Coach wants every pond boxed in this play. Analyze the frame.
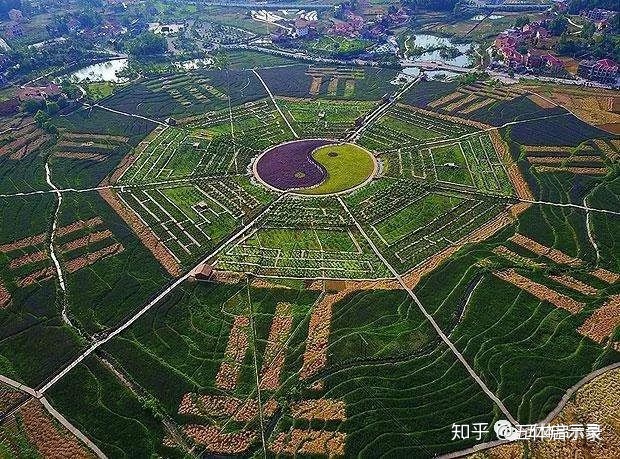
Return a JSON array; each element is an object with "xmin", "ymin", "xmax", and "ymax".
[
  {"xmin": 69, "ymin": 58, "xmax": 129, "ymax": 83},
  {"xmin": 404, "ymin": 34, "xmax": 473, "ymax": 68}
]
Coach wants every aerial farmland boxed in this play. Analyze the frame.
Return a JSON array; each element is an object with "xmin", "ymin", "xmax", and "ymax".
[{"xmin": 0, "ymin": 0, "xmax": 619, "ymax": 457}]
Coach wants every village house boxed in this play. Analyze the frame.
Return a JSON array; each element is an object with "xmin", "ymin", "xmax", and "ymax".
[
  {"xmin": 7, "ymin": 9, "xmax": 23, "ymax": 22},
  {"xmin": 4, "ymin": 21, "xmax": 23, "ymax": 39},
  {"xmin": 582, "ymin": 8, "xmax": 617, "ymax": 30},
  {"xmin": 194, "ymin": 264, "xmax": 214, "ymax": 281},
  {"xmin": 578, "ymin": 59, "xmax": 619, "ymax": 85},
  {"xmin": 16, "ymin": 83, "xmax": 62, "ymax": 102}
]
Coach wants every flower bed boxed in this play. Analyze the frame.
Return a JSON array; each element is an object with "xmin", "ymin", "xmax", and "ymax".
[{"xmin": 255, "ymin": 139, "xmax": 333, "ymax": 191}]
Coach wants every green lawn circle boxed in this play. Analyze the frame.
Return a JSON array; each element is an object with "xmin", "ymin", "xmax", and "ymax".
[{"xmin": 298, "ymin": 143, "xmax": 376, "ymax": 195}]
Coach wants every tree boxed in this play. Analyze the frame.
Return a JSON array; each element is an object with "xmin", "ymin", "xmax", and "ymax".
[
  {"xmin": 514, "ymin": 16, "xmax": 530, "ymax": 28},
  {"xmin": 78, "ymin": 10, "xmax": 103, "ymax": 29},
  {"xmin": 45, "ymin": 101, "xmax": 59, "ymax": 115},
  {"xmin": 580, "ymin": 21, "xmax": 595, "ymax": 39},
  {"xmin": 125, "ymin": 32, "xmax": 167, "ymax": 56},
  {"xmin": 549, "ymin": 15, "xmax": 569, "ymax": 36},
  {"xmin": 34, "ymin": 109, "xmax": 49, "ymax": 127},
  {"xmin": 22, "ymin": 99, "xmax": 43, "ymax": 114}
]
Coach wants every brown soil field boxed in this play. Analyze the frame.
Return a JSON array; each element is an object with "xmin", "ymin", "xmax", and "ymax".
[
  {"xmin": 0, "ymin": 386, "xmax": 24, "ymax": 413},
  {"xmin": 8, "ymin": 250, "xmax": 48, "ymax": 269},
  {"xmin": 60, "ymin": 230, "xmax": 113, "ymax": 254},
  {"xmin": 20, "ymin": 401, "xmax": 94, "ymax": 459},
  {"xmin": 179, "ymin": 393, "xmax": 278, "ymax": 422},
  {"xmin": 528, "ymin": 155, "xmax": 603, "ymax": 165},
  {"xmin": 428, "ymin": 91, "xmax": 463, "ymax": 108},
  {"xmin": 509, "ymin": 234, "xmax": 582, "ymax": 267},
  {"xmin": 444, "ymin": 93, "xmax": 478, "ymax": 112},
  {"xmin": 301, "ymin": 290, "xmax": 351, "ymax": 382},
  {"xmin": 535, "ymin": 165, "xmax": 608, "ymax": 175},
  {"xmin": 460, "ymin": 97, "xmax": 495, "ymax": 114},
  {"xmin": 61, "ymin": 132, "xmax": 128, "ymax": 142},
  {"xmin": 65, "ymin": 243, "xmax": 124, "ymax": 273},
  {"xmin": 474, "ymin": 369, "xmax": 620, "ymax": 459},
  {"xmin": 57, "ymin": 217, "xmax": 103, "ymax": 238},
  {"xmin": 492, "ymin": 246, "xmax": 544, "ymax": 269},
  {"xmin": 493, "ymin": 269, "xmax": 584, "ymax": 313},
  {"xmin": 522, "ymin": 145, "xmax": 574, "ymax": 153},
  {"xmin": 9, "ymin": 134, "xmax": 51, "ymax": 160},
  {"xmin": 57, "ymin": 141, "xmax": 115, "ymax": 149},
  {"xmin": 403, "ymin": 204, "xmax": 528, "ymax": 289},
  {"xmin": 210, "ymin": 270, "xmax": 244, "ymax": 284},
  {"xmin": 183, "ymin": 425, "xmax": 256, "ymax": 454},
  {"xmin": 526, "ymin": 93, "xmax": 556, "ymax": 109},
  {"xmin": 520, "ymin": 85, "xmax": 620, "ymax": 126},
  {"xmin": 290, "ymin": 399, "xmax": 346, "ymax": 421},
  {"xmin": 395, "ymin": 104, "xmax": 491, "ymax": 131},
  {"xmin": 17, "ymin": 267, "xmax": 54, "ymax": 287},
  {"xmin": 0, "ymin": 233, "xmax": 46, "ymax": 253},
  {"xmin": 489, "ymin": 130, "xmax": 534, "ymax": 201},
  {"xmin": 54, "ymin": 151, "xmax": 107, "ymax": 162},
  {"xmin": 259, "ymin": 302, "xmax": 293, "ymax": 391},
  {"xmin": 269, "ymin": 429, "xmax": 346, "ymax": 456},
  {"xmin": 590, "ymin": 268, "xmax": 619, "ymax": 284},
  {"xmin": 549, "ymin": 274, "xmax": 597, "ymax": 296},
  {"xmin": 577, "ymin": 294, "xmax": 620, "ymax": 343},
  {"xmin": 593, "ymin": 139, "xmax": 619, "ymax": 161},
  {"xmin": 468, "ymin": 442, "xmax": 524, "ymax": 459},
  {"xmin": 99, "ymin": 189, "xmax": 181, "ymax": 276},
  {"xmin": 0, "ymin": 281, "xmax": 10, "ymax": 308},
  {"xmin": 216, "ymin": 315, "xmax": 250, "ymax": 390},
  {"xmin": 597, "ymin": 123, "xmax": 620, "ymax": 134},
  {"xmin": 309, "ymin": 76, "xmax": 322, "ymax": 95}
]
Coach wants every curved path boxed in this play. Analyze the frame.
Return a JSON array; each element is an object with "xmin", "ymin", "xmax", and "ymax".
[
  {"xmin": 337, "ymin": 196, "xmax": 519, "ymax": 426},
  {"xmin": 439, "ymin": 361, "xmax": 620, "ymax": 458}
]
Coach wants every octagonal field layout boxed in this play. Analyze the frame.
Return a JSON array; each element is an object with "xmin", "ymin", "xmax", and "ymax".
[{"xmin": 253, "ymin": 139, "xmax": 376, "ymax": 195}]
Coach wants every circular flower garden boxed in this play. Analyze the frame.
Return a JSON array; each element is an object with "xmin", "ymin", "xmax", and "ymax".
[{"xmin": 254, "ymin": 139, "xmax": 376, "ymax": 195}]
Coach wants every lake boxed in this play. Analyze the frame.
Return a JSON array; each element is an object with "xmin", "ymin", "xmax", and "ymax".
[
  {"xmin": 404, "ymin": 34, "xmax": 473, "ymax": 68},
  {"xmin": 69, "ymin": 59, "xmax": 129, "ymax": 83}
]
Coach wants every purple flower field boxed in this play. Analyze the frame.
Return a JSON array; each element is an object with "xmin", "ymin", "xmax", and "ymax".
[{"xmin": 256, "ymin": 139, "xmax": 335, "ymax": 190}]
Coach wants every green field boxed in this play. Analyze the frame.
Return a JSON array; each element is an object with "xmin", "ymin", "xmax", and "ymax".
[
  {"xmin": 1, "ymin": 54, "xmax": 619, "ymax": 459},
  {"xmin": 300, "ymin": 143, "xmax": 375, "ymax": 195}
]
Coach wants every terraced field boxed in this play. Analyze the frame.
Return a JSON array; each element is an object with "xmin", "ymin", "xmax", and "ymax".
[{"xmin": 0, "ymin": 61, "xmax": 618, "ymax": 459}]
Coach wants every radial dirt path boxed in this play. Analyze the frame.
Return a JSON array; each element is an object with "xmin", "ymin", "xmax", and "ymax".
[{"xmin": 251, "ymin": 68, "xmax": 298, "ymax": 138}]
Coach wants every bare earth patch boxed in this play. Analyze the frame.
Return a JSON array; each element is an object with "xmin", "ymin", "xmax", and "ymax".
[
  {"xmin": 259, "ymin": 302, "xmax": 293, "ymax": 391},
  {"xmin": 578, "ymin": 295, "xmax": 620, "ymax": 344},
  {"xmin": 99, "ymin": 189, "xmax": 181, "ymax": 276},
  {"xmin": 20, "ymin": 400, "xmax": 94, "ymax": 459},
  {"xmin": 269, "ymin": 429, "xmax": 346, "ymax": 456},
  {"xmin": 216, "ymin": 315, "xmax": 250, "ymax": 390},
  {"xmin": 493, "ymin": 269, "xmax": 584, "ymax": 313},
  {"xmin": 290, "ymin": 399, "xmax": 346, "ymax": 421},
  {"xmin": 183, "ymin": 425, "xmax": 256, "ymax": 454}
]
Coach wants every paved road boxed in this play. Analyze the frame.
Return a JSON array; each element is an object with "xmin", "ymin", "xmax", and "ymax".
[
  {"xmin": 40, "ymin": 397, "xmax": 108, "ymax": 458},
  {"xmin": 0, "ymin": 375, "xmax": 106, "ymax": 458},
  {"xmin": 347, "ymin": 77, "xmax": 419, "ymax": 142},
  {"xmin": 440, "ymin": 361, "xmax": 620, "ymax": 458},
  {"xmin": 337, "ymin": 196, "xmax": 519, "ymax": 426}
]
